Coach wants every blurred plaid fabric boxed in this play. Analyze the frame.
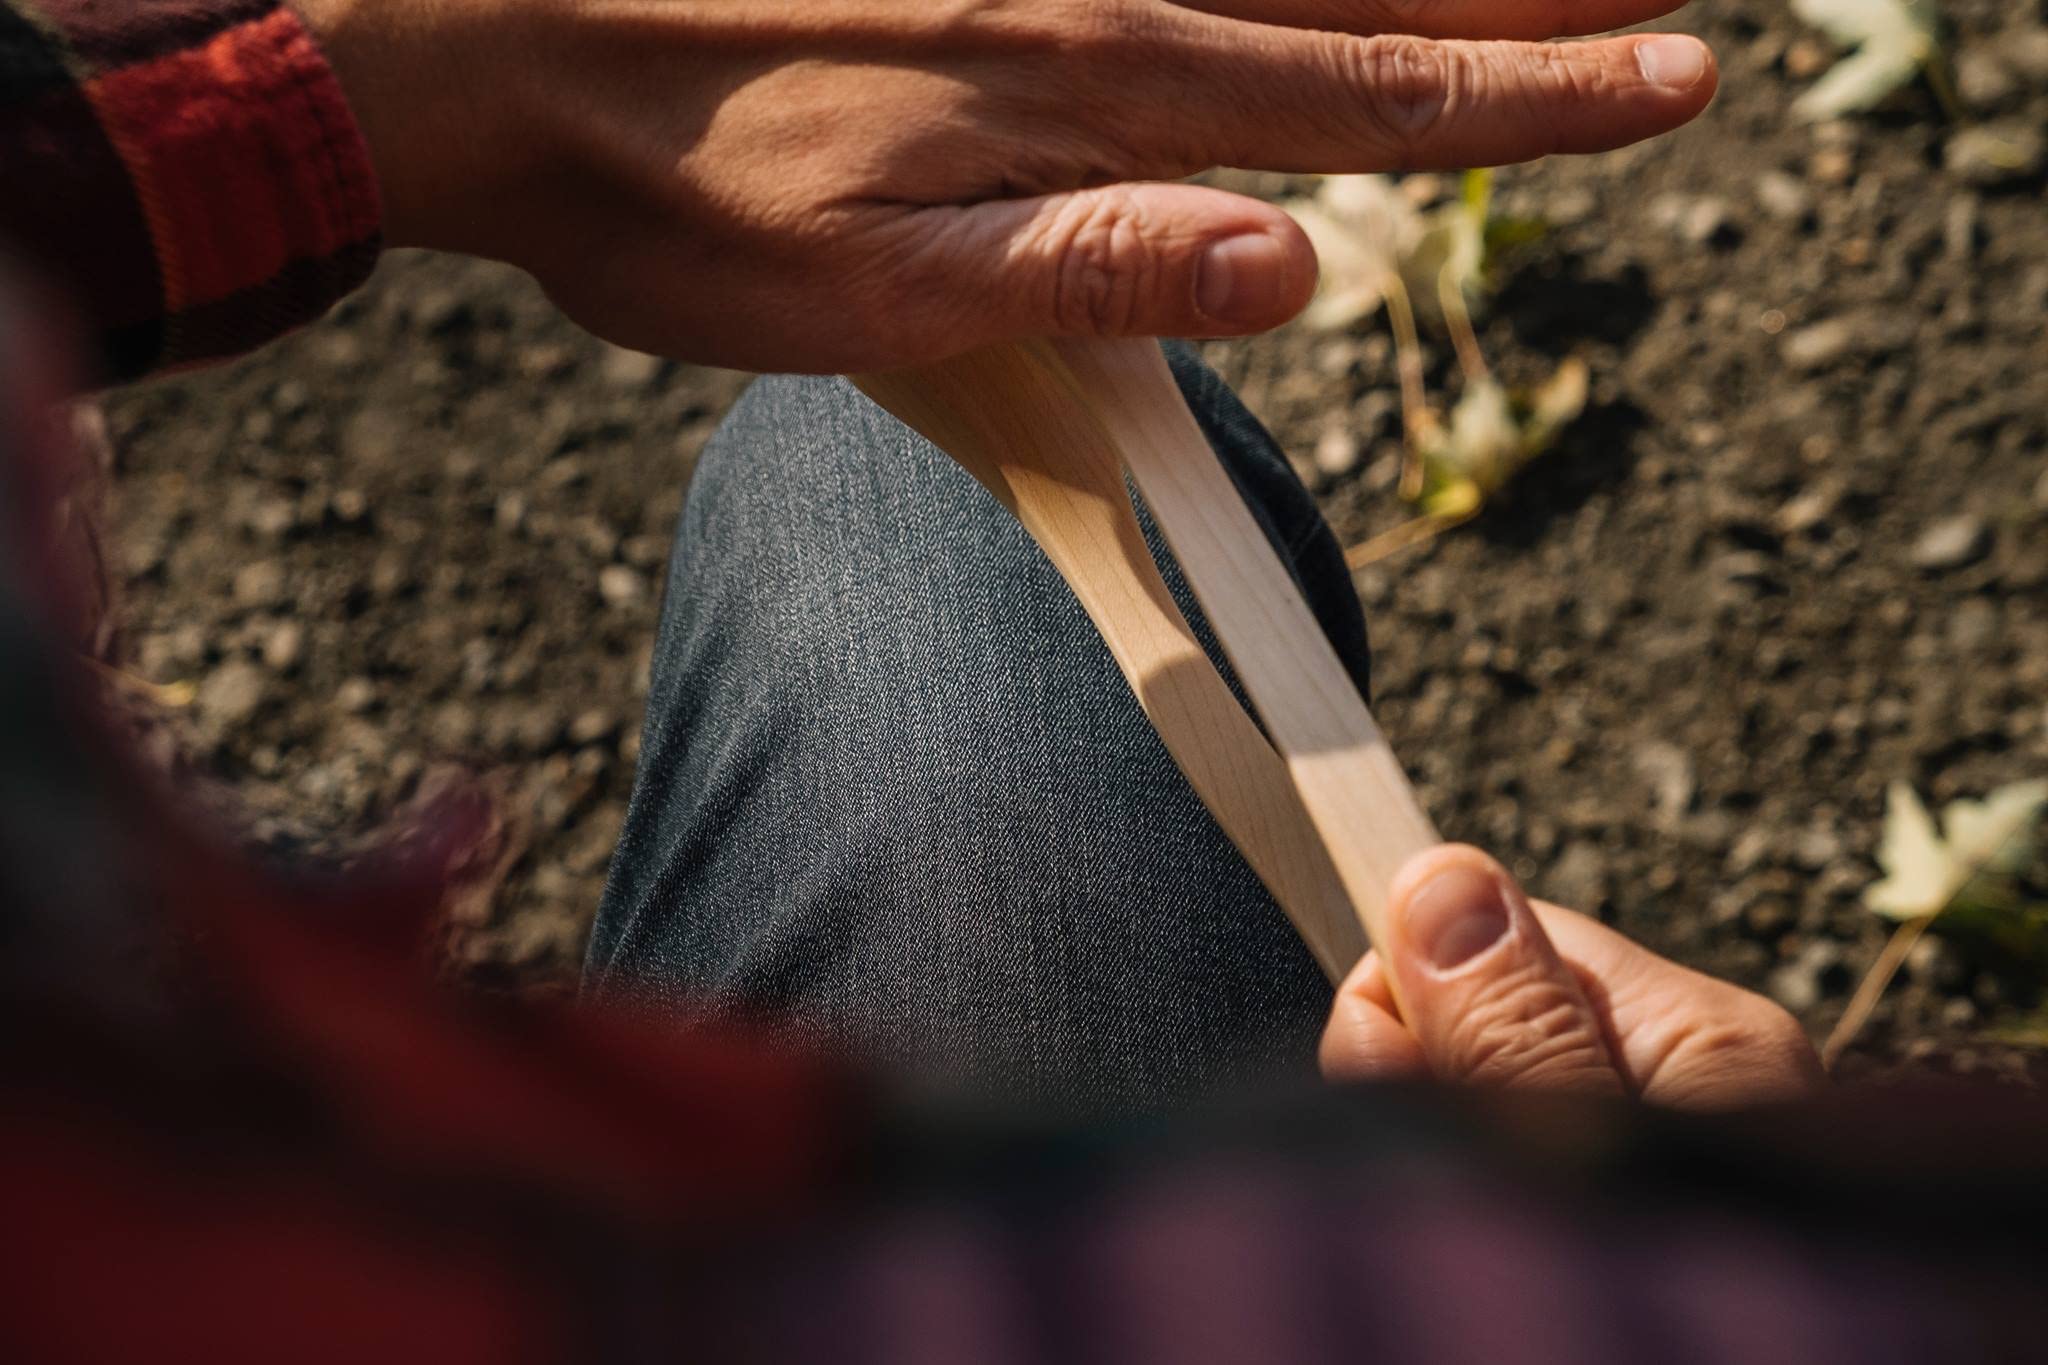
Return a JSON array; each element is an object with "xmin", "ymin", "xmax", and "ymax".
[
  {"xmin": 5, "ymin": 4, "xmax": 2048, "ymax": 1358},
  {"xmin": 0, "ymin": 0, "xmax": 380, "ymax": 381}
]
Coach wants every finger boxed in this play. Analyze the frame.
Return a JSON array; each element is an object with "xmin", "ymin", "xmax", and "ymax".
[
  {"xmin": 898, "ymin": 181, "xmax": 1319, "ymax": 345},
  {"xmin": 1528, "ymin": 902, "xmax": 1825, "ymax": 1107},
  {"xmin": 1320, "ymin": 951, "xmax": 1429, "ymax": 1082},
  {"xmin": 1381, "ymin": 845, "xmax": 1625, "ymax": 1095},
  {"xmin": 1171, "ymin": 0, "xmax": 1690, "ymax": 43},
  {"xmin": 1149, "ymin": 28, "xmax": 1717, "ymax": 174}
]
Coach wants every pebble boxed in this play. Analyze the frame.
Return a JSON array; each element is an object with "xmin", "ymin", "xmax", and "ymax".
[
  {"xmin": 260, "ymin": 620, "xmax": 304, "ymax": 672},
  {"xmin": 1651, "ymin": 193, "xmax": 1738, "ymax": 247},
  {"xmin": 1767, "ymin": 938, "xmax": 1844, "ymax": 1014},
  {"xmin": 232, "ymin": 559, "xmax": 288, "ymax": 609},
  {"xmin": 1909, "ymin": 515, "xmax": 1990, "ymax": 572},
  {"xmin": 1314, "ymin": 426, "xmax": 1361, "ymax": 479},
  {"xmin": 568, "ymin": 708, "xmax": 619, "ymax": 747},
  {"xmin": 1546, "ymin": 842, "xmax": 1609, "ymax": 911},
  {"xmin": 1727, "ymin": 827, "xmax": 1773, "ymax": 876},
  {"xmin": 2008, "ymin": 29, "xmax": 2048, "ymax": 82},
  {"xmin": 1947, "ymin": 597, "xmax": 2000, "ymax": 651},
  {"xmin": 1943, "ymin": 195, "xmax": 1980, "ymax": 263},
  {"xmin": 1955, "ymin": 47, "xmax": 2021, "ymax": 113},
  {"xmin": 335, "ymin": 676, "xmax": 377, "ymax": 714},
  {"xmin": 599, "ymin": 345, "xmax": 665, "ymax": 389},
  {"xmin": 495, "ymin": 493, "xmax": 528, "ymax": 534},
  {"xmin": 1807, "ymin": 147, "xmax": 1854, "ymax": 186},
  {"xmin": 198, "ymin": 660, "xmax": 267, "ymax": 726},
  {"xmin": 247, "ymin": 498, "xmax": 298, "ymax": 540},
  {"xmin": 1944, "ymin": 122, "xmax": 2047, "ymax": 188},
  {"xmin": 598, "ymin": 564, "xmax": 647, "ymax": 609},
  {"xmin": 331, "ymin": 489, "xmax": 370, "ymax": 524},
  {"xmin": 1782, "ymin": 318, "xmax": 1855, "ymax": 371},
  {"xmin": 1632, "ymin": 740, "xmax": 1696, "ymax": 824},
  {"xmin": 1776, "ymin": 482, "xmax": 1840, "ymax": 535},
  {"xmin": 1753, "ymin": 171, "xmax": 1813, "ymax": 223},
  {"xmin": 1790, "ymin": 824, "xmax": 1842, "ymax": 871}
]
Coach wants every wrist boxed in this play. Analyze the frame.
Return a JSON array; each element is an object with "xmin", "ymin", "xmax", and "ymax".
[{"xmin": 287, "ymin": 0, "xmax": 538, "ymax": 254}]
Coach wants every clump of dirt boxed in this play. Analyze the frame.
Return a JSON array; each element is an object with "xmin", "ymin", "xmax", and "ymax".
[{"xmin": 101, "ymin": 0, "xmax": 2048, "ymax": 1072}]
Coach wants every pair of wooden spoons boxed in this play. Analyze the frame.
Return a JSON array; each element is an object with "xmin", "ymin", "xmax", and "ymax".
[{"xmin": 856, "ymin": 339, "xmax": 1438, "ymax": 989}]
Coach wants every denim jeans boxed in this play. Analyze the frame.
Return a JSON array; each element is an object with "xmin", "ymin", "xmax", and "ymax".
[{"xmin": 585, "ymin": 344, "xmax": 1373, "ymax": 1111}]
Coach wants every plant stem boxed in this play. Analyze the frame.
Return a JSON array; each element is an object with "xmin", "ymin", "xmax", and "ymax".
[
  {"xmin": 1822, "ymin": 915, "xmax": 1934, "ymax": 1072},
  {"xmin": 1383, "ymin": 273, "xmax": 1431, "ymax": 503},
  {"xmin": 1345, "ymin": 508, "xmax": 1476, "ymax": 569}
]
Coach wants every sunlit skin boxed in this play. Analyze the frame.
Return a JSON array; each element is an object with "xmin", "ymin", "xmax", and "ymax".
[
  {"xmin": 1323, "ymin": 845, "xmax": 1824, "ymax": 1106},
  {"xmin": 287, "ymin": 0, "xmax": 1819, "ymax": 1102},
  {"xmin": 293, "ymin": 0, "xmax": 1717, "ymax": 372}
]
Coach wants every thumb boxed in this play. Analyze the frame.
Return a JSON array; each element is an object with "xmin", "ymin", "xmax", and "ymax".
[
  {"xmin": 940, "ymin": 182, "xmax": 1317, "ymax": 343},
  {"xmin": 1382, "ymin": 845, "xmax": 1626, "ymax": 1097}
]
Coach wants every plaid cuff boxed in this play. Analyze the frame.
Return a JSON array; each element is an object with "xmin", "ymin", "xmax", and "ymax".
[{"xmin": 0, "ymin": 0, "xmax": 382, "ymax": 381}]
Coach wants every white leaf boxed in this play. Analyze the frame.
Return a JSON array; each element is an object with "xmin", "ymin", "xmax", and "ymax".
[
  {"xmin": 1401, "ymin": 205, "xmax": 1486, "ymax": 324},
  {"xmin": 1789, "ymin": 0, "xmax": 1939, "ymax": 120},
  {"xmin": 1864, "ymin": 779, "xmax": 2048, "ymax": 921},
  {"xmin": 1865, "ymin": 781, "xmax": 1954, "ymax": 920},
  {"xmin": 1281, "ymin": 176, "xmax": 1422, "ymax": 331},
  {"xmin": 1941, "ymin": 780, "xmax": 2048, "ymax": 880},
  {"xmin": 1436, "ymin": 378, "xmax": 1519, "ymax": 486}
]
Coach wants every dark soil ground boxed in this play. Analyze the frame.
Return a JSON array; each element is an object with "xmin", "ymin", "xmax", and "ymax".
[{"xmin": 99, "ymin": 0, "xmax": 2048, "ymax": 1081}]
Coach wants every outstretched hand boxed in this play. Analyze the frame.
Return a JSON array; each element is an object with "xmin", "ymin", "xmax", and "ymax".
[
  {"xmin": 1321, "ymin": 845, "xmax": 1825, "ymax": 1108},
  {"xmin": 293, "ymin": 0, "xmax": 1717, "ymax": 372}
]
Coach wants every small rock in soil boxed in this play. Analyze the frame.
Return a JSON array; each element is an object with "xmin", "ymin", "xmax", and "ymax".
[
  {"xmin": 198, "ymin": 660, "xmax": 267, "ymax": 726},
  {"xmin": 260, "ymin": 620, "xmax": 304, "ymax": 672},
  {"xmin": 1909, "ymin": 515, "xmax": 1990, "ymax": 572},
  {"xmin": 1314, "ymin": 426, "xmax": 1361, "ymax": 479},
  {"xmin": 233, "ymin": 559, "xmax": 288, "ymax": 609},
  {"xmin": 1767, "ymin": 938, "xmax": 1844, "ymax": 1014},
  {"xmin": 1782, "ymin": 318, "xmax": 1854, "ymax": 371},
  {"xmin": 597, "ymin": 564, "xmax": 647, "ymax": 609},
  {"xmin": 2007, "ymin": 29, "xmax": 2048, "ymax": 82},
  {"xmin": 1955, "ymin": 47, "xmax": 2021, "ymax": 112},
  {"xmin": 331, "ymin": 488, "xmax": 370, "ymax": 525},
  {"xmin": 1943, "ymin": 194, "xmax": 1981, "ymax": 263},
  {"xmin": 1632, "ymin": 740, "xmax": 1696, "ymax": 824},
  {"xmin": 247, "ymin": 497, "xmax": 297, "ymax": 540},
  {"xmin": 1546, "ymin": 842, "xmax": 1609, "ymax": 911},
  {"xmin": 334, "ymin": 676, "xmax": 376, "ymax": 714},
  {"xmin": 568, "ymin": 708, "xmax": 618, "ymax": 747},
  {"xmin": 600, "ymin": 345, "xmax": 665, "ymax": 389},
  {"xmin": 1944, "ymin": 122, "xmax": 2047, "ymax": 188},
  {"xmin": 1753, "ymin": 170, "xmax": 1813, "ymax": 223},
  {"xmin": 1947, "ymin": 598, "xmax": 2000, "ymax": 651}
]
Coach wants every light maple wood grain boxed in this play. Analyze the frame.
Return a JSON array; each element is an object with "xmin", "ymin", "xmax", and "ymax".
[{"xmin": 855, "ymin": 339, "xmax": 1438, "ymax": 986}]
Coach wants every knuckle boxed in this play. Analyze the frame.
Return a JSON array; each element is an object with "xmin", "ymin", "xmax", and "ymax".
[
  {"xmin": 1009, "ymin": 0, "xmax": 1160, "ymax": 59},
  {"xmin": 1658, "ymin": 1000, "xmax": 1823, "ymax": 1104},
  {"xmin": 1441, "ymin": 972, "xmax": 1609, "ymax": 1088},
  {"xmin": 1040, "ymin": 194, "xmax": 1156, "ymax": 335},
  {"xmin": 1349, "ymin": 35, "xmax": 1454, "ymax": 162}
]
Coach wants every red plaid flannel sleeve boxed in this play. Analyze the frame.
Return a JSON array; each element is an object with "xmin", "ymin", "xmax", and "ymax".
[{"xmin": 0, "ymin": 0, "xmax": 381, "ymax": 381}]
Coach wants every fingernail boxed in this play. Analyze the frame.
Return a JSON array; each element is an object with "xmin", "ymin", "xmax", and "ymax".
[
  {"xmin": 1403, "ymin": 861, "xmax": 1512, "ymax": 974},
  {"xmin": 1636, "ymin": 35, "xmax": 1709, "ymax": 90},
  {"xmin": 1197, "ymin": 231, "xmax": 1287, "ymax": 325}
]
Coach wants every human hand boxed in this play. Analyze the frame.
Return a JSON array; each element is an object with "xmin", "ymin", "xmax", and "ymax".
[
  {"xmin": 292, "ymin": 0, "xmax": 1717, "ymax": 373},
  {"xmin": 1321, "ymin": 845, "xmax": 1824, "ymax": 1108}
]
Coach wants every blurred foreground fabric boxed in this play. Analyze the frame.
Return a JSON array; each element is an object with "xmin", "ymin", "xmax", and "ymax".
[{"xmin": 5, "ymin": 273, "xmax": 2048, "ymax": 1364}]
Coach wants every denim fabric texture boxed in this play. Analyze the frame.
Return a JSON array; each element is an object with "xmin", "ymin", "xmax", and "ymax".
[{"xmin": 586, "ymin": 343, "xmax": 1373, "ymax": 1111}]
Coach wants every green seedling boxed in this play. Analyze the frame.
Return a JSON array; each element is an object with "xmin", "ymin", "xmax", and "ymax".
[
  {"xmin": 1281, "ymin": 169, "xmax": 1583, "ymax": 566},
  {"xmin": 1824, "ymin": 778, "xmax": 2048, "ymax": 1069},
  {"xmin": 1790, "ymin": 0, "xmax": 1954, "ymax": 121}
]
